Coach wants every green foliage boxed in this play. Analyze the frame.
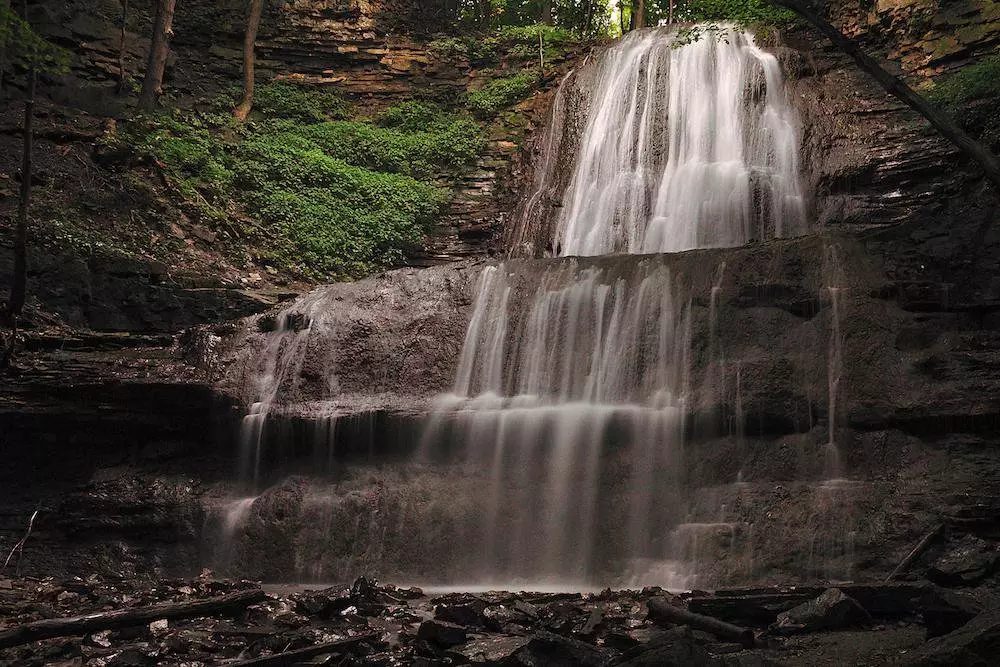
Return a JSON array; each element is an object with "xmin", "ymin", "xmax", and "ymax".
[
  {"xmin": 251, "ymin": 81, "xmax": 351, "ymax": 122},
  {"xmin": 428, "ymin": 22, "xmax": 581, "ymax": 64},
  {"xmin": 118, "ymin": 98, "xmax": 486, "ymax": 278},
  {"xmin": 497, "ymin": 24, "xmax": 578, "ymax": 44},
  {"xmin": 233, "ymin": 134, "xmax": 446, "ymax": 276},
  {"xmin": 927, "ymin": 57, "xmax": 1000, "ymax": 148},
  {"xmin": 926, "ymin": 57, "xmax": 1000, "ymax": 106},
  {"xmin": 468, "ymin": 68, "xmax": 539, "ymax": 118},
  {"xmin": 668, "ymin": 0, "xmax": 798, "ymax": 29},
  {"xmin": 0, "ymin": 1, "xmax": 70, "ymax": 73}
]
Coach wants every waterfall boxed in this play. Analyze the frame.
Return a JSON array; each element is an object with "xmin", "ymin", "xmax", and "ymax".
[
  {"xmin": 422, "ymin": 26, "xmax": 807, "ymax": 585},
  {"xmin": 555, "ymin": 28, "xmax": 805, "ymax": 256},
  {"xmin": 217, "ymin": 25, "xmax": 812, "ymax": 587}
]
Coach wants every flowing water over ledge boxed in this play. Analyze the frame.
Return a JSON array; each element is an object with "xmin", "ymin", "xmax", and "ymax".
[{"xmin": 205, "ymin": 26, "xmax": 873, "ymax": 588}]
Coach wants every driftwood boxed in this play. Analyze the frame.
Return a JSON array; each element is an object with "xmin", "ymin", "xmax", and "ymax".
[
  {"xmin": 886, "ymin": 522, "xmax": 946, "ymax": 581},
  {"xmin": 647, "ymin": 596, "xmax": 756, "ymax": 648},
  {"xmin": 229, "ymin": 633, "xmax": 377, "ymax": 666},
  {"xmin": 0, "ymin": 588, "xmax": 265, "ymax": 650}
]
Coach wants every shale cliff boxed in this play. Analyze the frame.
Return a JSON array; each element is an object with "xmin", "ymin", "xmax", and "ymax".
[{"xmin": 1, "ymin": 0, "xmax": 999, "ymax": 597}]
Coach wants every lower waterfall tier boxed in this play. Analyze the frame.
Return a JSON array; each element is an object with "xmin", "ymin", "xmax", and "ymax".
[{"xmin": 189, "ymin": 235, "xmax": 1000, "ymax": 586}]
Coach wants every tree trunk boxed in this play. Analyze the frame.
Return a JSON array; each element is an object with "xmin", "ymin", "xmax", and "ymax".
[
  {"xmin": 583, "ymin": 0, "xmax": 595, "ymax": 35},
  {"xmin": 771, "ymin": 0, "xmax": 1000, "ymax": 190},
  {"xmin": 634, "ymin": 0, "xmax": 645, "ymax": 29},
  {"xmin": 139, "ymin": 0, "xmax": 176, "ymax": 111},
  {"xmin": 668, "ymin": 0, "xmax": 674, "ymax": 25},
  {"xmin": 9, "ymin": 65, "xmax": 34, "ymax": 321},
  {"xmin": 539, "ymin": 0, "xmax": 552, "ymax": 26},
  {"xmin": 118, "ymin": 0, "xmax": 129, "ymax": 92},
  {"xmin": 233, "ymin": 0, "xmax": 263, "ymax": 122}
]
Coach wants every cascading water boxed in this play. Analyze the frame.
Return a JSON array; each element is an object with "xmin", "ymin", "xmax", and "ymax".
[
  {"xmin": 555, "ymin": 28, "xmax": 805, "ymax": 256},
  {"xmin": 213, "ymin": 25, "xmax": 835, "ymax": 587},
  {"xmin": 422, "ymin": 26, "xmax": 808, "ymax": 586}
]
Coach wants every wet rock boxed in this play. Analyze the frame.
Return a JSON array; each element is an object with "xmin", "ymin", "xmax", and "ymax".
[
  {"xmin": 919, "ymin": 588, "xmax": 982, "ymax": 639},
  {"xmin": 618, "ymin": 627, "xmax": 713, "ymax": 667},
  {"xmin": 927, "ymin": 535, "xmax": 999, "ymax": 587},
  {"xmin": 108, "ymin": 647, "xmax": 156, "ymax": 666},
  {"xmin": 417, "ymin": 619, "xmax": 468, "ymax": 647},
  {"xmin": 435, "ymin": 599, "xmax": 487, "ymax": 627},
  {"xmin": 446, "ymin": 635, "xmax": 531, "ymax": 664},
  {"xmin": 511, "ymin": 630, "xmax": 615, "ymax": 666},
  {"xmin": 904, "ymin": 612, "xmax": 1000, "ymax": 666},
  {"xmin": 772, "ymin": 588, "xmax": 872, "ymax": 634}
]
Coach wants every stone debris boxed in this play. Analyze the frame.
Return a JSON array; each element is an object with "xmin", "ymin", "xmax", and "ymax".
[
  {"xmin": 0, "ymin": 575, "xmax": 998, "ymax": 666},
  {"xmin": 771, "ymin": 588, "xmax": 872, "ymax": 634}
]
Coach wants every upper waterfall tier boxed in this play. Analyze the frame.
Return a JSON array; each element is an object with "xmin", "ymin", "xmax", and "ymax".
[{"xmin": 553, "ymin": 27, "xmax": 806, "ymax": 257}]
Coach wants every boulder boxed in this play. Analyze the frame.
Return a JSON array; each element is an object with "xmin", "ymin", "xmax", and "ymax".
[
  {"xmin": 417, "ymin": 619, "xmax": 468, "ymax": 647},
  {"xmin": 905, "ymin": 613, "xmax": 1000, "ymax": 666},
  {"xmin": 919, "ymin": 588, "xmax": 982, "ymax": 639},
  {"xmin": 617, "ymin": 627, "xmax": 714, "ymax": 667},
  {"xmin": 445, "ymin": 635, "xmax": 531, "ymax": 664},
  {"xmin": 511, "ymin": 630, "xmax": 615, "ymax": 666},
  {"xmin": 436, "ymin": 599, "xmax": 488, "ymax": 627},
  {"xmin": 927, "ymin": 535, "xmax": 999, "ymax": 587},
  {"xmin": 772, "ymin": 588, "xmax": 872, "ymax": 634}
]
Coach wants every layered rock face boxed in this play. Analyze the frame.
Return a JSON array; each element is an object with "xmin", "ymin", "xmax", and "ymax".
[
  {"xmin": 4, "ymin": 8, "xmax": 1000, "ymax": 590},
  {"xmin": 825, "ymin": 0, "xmax": 999, "ymax": 77}
]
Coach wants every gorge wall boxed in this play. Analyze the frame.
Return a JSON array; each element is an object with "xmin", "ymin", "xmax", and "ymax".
[{"xmin": 2, "ymin": 3, "xmax": 999, "ymax": 590}]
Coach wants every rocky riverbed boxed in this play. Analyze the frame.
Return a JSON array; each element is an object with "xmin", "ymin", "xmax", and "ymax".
[{"xmin": 1, "ymin": 559, "xmax": 999, "ymax": 667}]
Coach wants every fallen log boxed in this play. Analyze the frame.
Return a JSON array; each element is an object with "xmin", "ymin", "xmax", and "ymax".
[
  {"xmin": 886, "ymin": 523, "xmax": 946, "ymax": 582},
  {"xmin": 228, "ymin": 633, "xmax": 378, "ymax": 666},
  {"xmin": 0, "ymin": 588, "xmax": 265, "ymax": 650},
  {"xmin": 647, "ymin": 596, "xmax": 756, "ymax": 648}
]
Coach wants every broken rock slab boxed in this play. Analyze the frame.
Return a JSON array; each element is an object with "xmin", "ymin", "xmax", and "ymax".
[
  {"xmin": 617, "ymin": 626, "xmax": 714, "ymax": 667},
  {"xmin": 919, "ymin": 587, "xmax": 982, "ymax": 638},
  {"xmin": 904, "ymin": 612, "xmax": 1000, "ymax": 666},
  {"xmin": 445, "ymin": 635, "xmax": 531, "ymax": 664},
  {"xmin": 511, "ymin": 630, "xmax": 616, "ymax": 666},
  {"xmin": 417, "ymin": 619, "xmax": 468, "ymax": 647},
  {"xmin": 927, "ymin": 535, "xmax": 999, "ymax": 587},
  {"xmin": 772, "ymin": 588, "xmax": 872, "ymax": 634}
]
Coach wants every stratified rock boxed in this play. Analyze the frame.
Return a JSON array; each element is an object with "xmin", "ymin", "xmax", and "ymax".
[
  {"xmin": 772, "ymin": 588, "xmax": 872, "ymax": 634},
  {"xmin": 511, "ymin": 630, "xmax": 615, "ymax": 666},
  {"xmin": 617, "ymin": 627, "xmax": 713, "ymax": 667},
  {"xmin": 927, "ymin": 535, "xmax": 999, "ymax": 587},
  {"xmin": 919, "ymin": 588, "xmax": 982, "ymax": 639},
  {"xmin": 905, "ymin": 613, "xmax": 1000, "ymax": 666},
  {"xmin": 446, "ymin": 635, "xmax": 531, "ymax": 664},
  {"xmin": 417, "ymin": 619, "xmax": 468, "ymax": 647}
]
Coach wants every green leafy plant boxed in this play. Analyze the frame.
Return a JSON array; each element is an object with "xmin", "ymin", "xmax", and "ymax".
[
  {"xmin": 927, "ymin": 57, "xmax": 1000, "ymax": 148},
  {"xmin": 117, "ymin": 97, "xmax": 486, "ymax": 279},
  {"xmin": 468, "ymin": 68, "xmax": 539, "ymax": 118},
  {"xmin": 250, "ymin": 81, "xmax": 351, "ymax": 122},
  {"xmin": 675, "ymin": 0, "xmax": 797, "ymax": 27}
]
